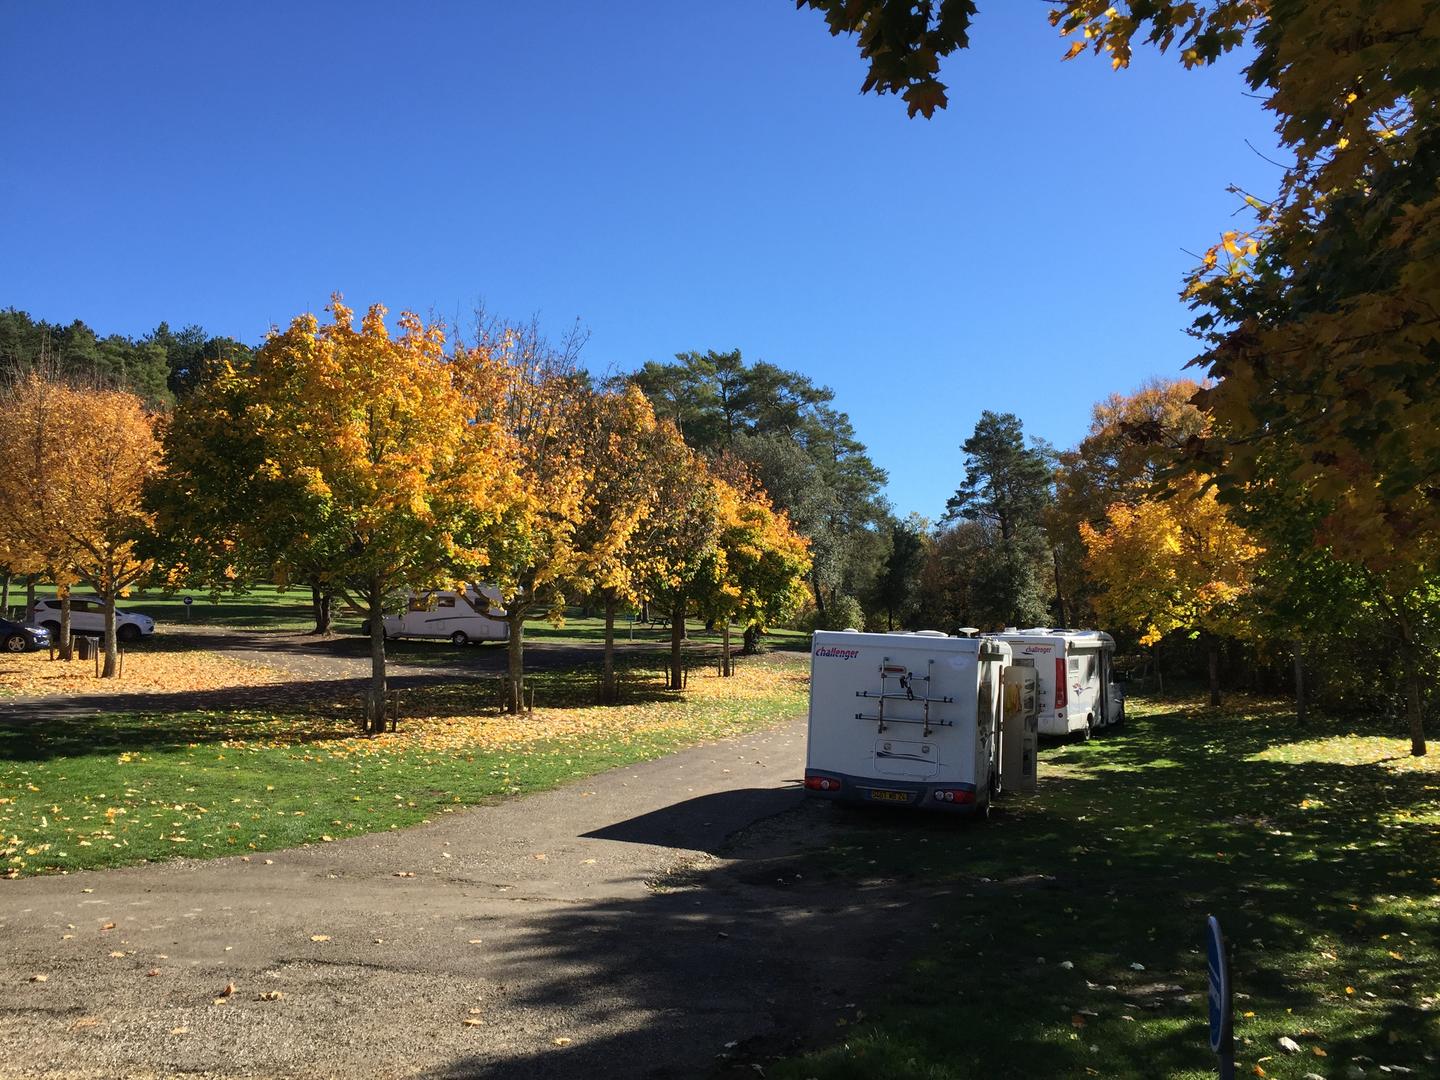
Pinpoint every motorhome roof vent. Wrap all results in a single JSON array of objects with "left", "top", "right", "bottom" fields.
[
  {"left": 956, "top": 627, "right": 980, "bottom": 637},
  {"left": 911, "top": 630, "right": 948, "bottom": 637},
  {"left": 841, "top": 627, "right": 860, "bottom": 633}
]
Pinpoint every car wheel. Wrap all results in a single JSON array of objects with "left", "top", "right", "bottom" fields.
[
  {"left": 451, "top": 630, "right": 470, "bottom": 646},
  {"left": 117, "top": 624, "right": 141, "bottom": 644},
  {"left": 3, "top": 633, "right": 26, "bottom": 653},
  {"left": 41, "top": 620, "right": 61, "bottom": 636}
]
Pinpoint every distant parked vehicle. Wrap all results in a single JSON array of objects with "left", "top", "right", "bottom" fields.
[
  {"left": 994, "top": 628, "right": 1124, "bottom": 739},
  {"left": 0, "top": 617, "right": 51, "bottom": 653},
  {"left": 32, "top": 597, "right": 157, "bottom": 643},
  {"left": 360, "top": 584, "right": 509, "bottom": 646}
]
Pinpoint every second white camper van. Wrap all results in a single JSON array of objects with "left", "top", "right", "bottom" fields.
[
  {"left": 363, "top": 584, "right": 509, "bottom": 645},
  {"left": 995, "top": 628, "right": 1124, "bottom": 738}
]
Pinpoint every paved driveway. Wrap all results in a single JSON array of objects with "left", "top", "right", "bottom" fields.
[{"left": 0, "top": 718, "right": 940, "bottom": 1079}]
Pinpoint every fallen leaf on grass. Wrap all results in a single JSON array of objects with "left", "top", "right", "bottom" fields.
[
  {"left": 146, "top": 969, "right": 161, "bottom": 977},
  {"left": 71, "top": 1017, "right": 102, "bottom": 1030},
  {"left": 108, "top": 951, "right": 126, "bottom": 958},
  {"left": 310, "top": 935, "right": 330, "bottom": 942},
  {"left": 101, "top": 922, "right": 116, "bottom": 931},
  {"left": 463, "top": 1018, "right": 484, "bottom": 1027},
  {"left": 552, "top": 1037, "right": 572, "bottom": 1046},
  {"left": 169, "top": 1027, "right": 188, "bottom": 1035},
  {"left": 257, "top": 990, "right": 284, "bottom": 1001},
  {"left": 394, "top": 871, "right": 416, "bottom": 878},
  {"left": 1071, "top": 1014, "right": 1087, "bottom": 1028},
  {"left": 28, "top": 974, "right": 47, "bottom": 983},
  {"left": 219, "top": 982, "right": 236, "bottom": 997}
]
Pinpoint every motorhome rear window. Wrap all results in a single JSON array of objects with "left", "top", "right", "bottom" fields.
[
  {"left": 438, "top": 597, "right": 456, "bottom": 607},
  {"left": 1068, "top": 657, "right": 1080, "bottom": 671}
]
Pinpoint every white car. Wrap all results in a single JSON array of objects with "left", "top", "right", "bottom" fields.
[{"left": 32, "top": 597, "right": 157, "bottom": 643}]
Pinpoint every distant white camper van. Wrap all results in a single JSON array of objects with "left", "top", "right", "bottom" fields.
[
  {"left": 994, "top": 628, "right": 1125, "bottom": 739},
  {"left": 363, "top": 584, "right": 509, "bottom": 646}
]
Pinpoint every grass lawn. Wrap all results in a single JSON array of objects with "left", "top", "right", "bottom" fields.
[
  {"left": 770, "top": 696, "right": 1440, "bottom": 1080},
  {"left": 0, "top": 651, "right": 809, "bottom": 877}
]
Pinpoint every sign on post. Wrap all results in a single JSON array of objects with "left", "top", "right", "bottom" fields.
[
  {"left": 1206, "top": 915, "right": 1234, "bottom": 1079},
  {"left": 183, "top": 596, "right": 193, "bottom": 622}
]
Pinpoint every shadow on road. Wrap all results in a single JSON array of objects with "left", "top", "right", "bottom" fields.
[
  {"left": 429, "top": 801, "right": 943, "bottom": 1080},
  {"left": 582, "top": 787, "right": 806, "bottom": 856}
]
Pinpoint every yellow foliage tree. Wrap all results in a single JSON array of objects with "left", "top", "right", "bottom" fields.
[
  {"left": 249, "top": 297, "right": 514, "bottom": 731},
  {"left": 0, "top": 374, "right": 161, "bottom": 676},
  {"left": 455, "top": 316, "right": 590, "bottom": 713},
  {"left": 701, "top": 466, "right": 812, "bottom": 674},
  {"left": 1080, "top": 477, "right": 1263, "bottom": 705},
  {"left": 0, "top": 372, "right": 79, "bottom": 653}
]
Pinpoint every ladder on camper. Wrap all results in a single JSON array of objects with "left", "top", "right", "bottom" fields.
[{"left": 854, "top": 657, "right": 954, "bottom": 737}]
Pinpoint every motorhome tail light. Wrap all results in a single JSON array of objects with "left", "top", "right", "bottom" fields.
[
  {"left": 932, "top": 789, "right": 975, "bottom": 805},
  {"left": 1054, "top": 658, "right": 1068, "bottom": 708},
  {"left": 804, "top": 773, "right": 843, "bottom": 792}
]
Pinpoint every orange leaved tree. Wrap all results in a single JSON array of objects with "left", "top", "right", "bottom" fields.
[
  {"left": 454, "top": 315, "right": 591, "bottom": 714},
  {"left": 1080, "top": 477, "right": 1263, "bottom": 706},
  {"left": 248, "top": 297, "right": 513, "bottom": 732}
]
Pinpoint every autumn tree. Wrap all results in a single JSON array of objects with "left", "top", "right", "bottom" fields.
[
  {"left": 245, "top": 298, "right": 511, "bottom": 732},
  {"left": 1050, "top": 379, "right": 1210, "bottom": 626},
  {"left": 456, "top": 314, "right": 590, "bottom": 714},
  {"left": 148, "top": 353, "right": 347, "bottom": 634},
  {"left": 700, "top": 465, "right": 812, "bottom": 672},
  {"left": 567, "top": 383, "right": 675, "bottom": 702},
  {"left": 0, "top": 370, "right": 83, "bottom": 657},
  {"left": 641, "top": 449, "right": 724, "bottom": 692},
  {"left": 1081, "top": 477, "right": 1263, "bottom": 706},
  {"left": 61, "top": 389, "right": 162, "bottom": 677}
]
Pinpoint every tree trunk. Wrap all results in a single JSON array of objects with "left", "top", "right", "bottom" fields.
[
  {"left": 810, "top": 572, "right": 826, "bottom": 624},
  {"left": 101, "top": 593, "right": 118, "bottom": 678},
  {"left": 722, "top": 618, "right": 732, "bottom": 677},
  {"left": 1404, "top": 663, "right": 1426, "bottom": 757},
  {"left": 310, "top": 581, "right": 333, "bottom": 636},
  {"left": 1207, "top": 636, "right": 1221, "bottom": 707},
  {"left": 367, "top": 584, "right": 388, "bottom": 733},
  {"left": 1293, "top": 638, "right": 1307, "bottom": 726},
  {"left": 742, "top": 623, "right": 760, "bottom": 654},
  {"left": 505, "top": 614, "right": 526, "bottom": 713},
  {"left": 602, "top": 595, "right": 618, "bottom": 703},
  {"left": 25, "top": 575, "right": 36, "bottom": 622},
  {"left": 669, "top": 600, "right": 686, "bottom": 690},
  {"left": 59, "top": 593, "right": 72, "bottom": 661},
  {"left": 1153, "top": 641, "right": 1164, "bottom": 697},
  {"left": 1052, "top": 546, "right": 1068, "bottom": 628},
  {"left": 1, "top": 572, "right": 9, "bottom": 615}
]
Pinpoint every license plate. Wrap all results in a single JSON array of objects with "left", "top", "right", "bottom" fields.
[{"left": 868, "top": 789, "right": 911, "bottom": 803}]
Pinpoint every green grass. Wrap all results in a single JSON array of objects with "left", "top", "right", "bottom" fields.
[
  {"left": 770, "top": 696, "right": 1440, "bottom": 1080},
  {"left": 0, "top": 652, "right": 810, "bottom": 876}
]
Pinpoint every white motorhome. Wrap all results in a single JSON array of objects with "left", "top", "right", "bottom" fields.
[
  {"left": 366, "top": 584, "right": 509, "bottom": 645},
  {"left": 804, "top": 629, "right": 1038, "bottom": 816},
  {"left": 995, "top": 628, "right": 1124, "bottom": 739}
]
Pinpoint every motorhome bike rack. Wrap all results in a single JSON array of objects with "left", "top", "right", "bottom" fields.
[{"left": 854, "top": 657, "right": 954, "bottom": 736}]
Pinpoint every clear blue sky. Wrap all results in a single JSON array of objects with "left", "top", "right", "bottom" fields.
[{"left": 0, "top": 1, "right": 1279, "bottom": 521}]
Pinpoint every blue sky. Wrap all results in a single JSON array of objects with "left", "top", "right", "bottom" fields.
[{"left": 0, "top": 1, "right": 1280, "bottom": 520}]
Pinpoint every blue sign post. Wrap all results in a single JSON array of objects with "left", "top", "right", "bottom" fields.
[
  {"left": 183, "top": 596, "right": 194, "bottom": 622},
  {"left": 1206, "top": 915, "right": 1234, "bottom": 1080}
]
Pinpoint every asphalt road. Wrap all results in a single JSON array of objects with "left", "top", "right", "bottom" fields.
[{"left": 0, "top": 717, "right": 940, "bottom": 1079}]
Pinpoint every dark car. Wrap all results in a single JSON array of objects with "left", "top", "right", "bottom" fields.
[{"left": 1, "top": 617, "right": 51, "bottom": 653}]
